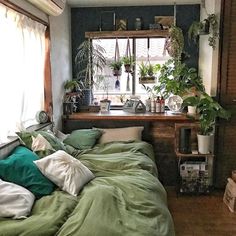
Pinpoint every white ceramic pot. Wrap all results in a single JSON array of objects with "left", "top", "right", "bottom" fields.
[
  {"left": 187, "top": 106, "right": 197, "bottom": 115},
  {"left": 197, "top": 133, "right": 213, "bottom": 154},
  {"left": 100, "top": 100, "right": 111, "bottom": 113}
]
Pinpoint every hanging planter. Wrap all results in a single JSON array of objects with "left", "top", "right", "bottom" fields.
[
  {"left": 188, "top": 14, "right": 219, "bottom": 49},
  {"left": 109, "top": 61, "right": 123, "bottom": 76},
  {"left": 109, "top": 39, "right": 123, "bottom": 77},
  {"left": 138, "top": 62, "right": 160, "bottom": 84},
  {"left": 122, "top": 56, "right": 134, "bottom": 73},
  {"left": 122, "top": 39, "right": 134, "bottom": 73}
]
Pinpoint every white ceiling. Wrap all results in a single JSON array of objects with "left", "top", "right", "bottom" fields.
[{"left": 67, "top": 0, "right": 201, "bottom": 7}]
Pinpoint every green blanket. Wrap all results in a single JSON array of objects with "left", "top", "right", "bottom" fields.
[{"left": 0, "top": 141, "right": 175, "bottom": 236}]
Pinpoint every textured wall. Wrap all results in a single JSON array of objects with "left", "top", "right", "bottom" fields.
[{"left": 71, "top": 4, "right": 200, "bottom": 76}]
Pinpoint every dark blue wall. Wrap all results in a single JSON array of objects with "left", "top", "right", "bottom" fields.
[{"left": 71, "top": 5, "right": 200, "bottom": 76}]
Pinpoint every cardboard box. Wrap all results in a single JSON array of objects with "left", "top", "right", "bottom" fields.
[{"left": 223, "top": 178, "right": 236, "bottom": 212}]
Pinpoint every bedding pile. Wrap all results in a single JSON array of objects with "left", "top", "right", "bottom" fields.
[{"left": 0, "top": 128, "right": 175, "bottom": 236}]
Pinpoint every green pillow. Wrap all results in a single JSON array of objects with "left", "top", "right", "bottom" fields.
[
  {"left": 0, "top": 146, "right": 55, "bottom": 198},
  {"left": 16, "top": 130, "right": 66, "bottom": 158},
  {"left": 63, "top": 129, "right": 102, "bottom": 149}
]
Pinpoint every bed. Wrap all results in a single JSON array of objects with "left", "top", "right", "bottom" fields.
[{"left": 0, "top": 127, "right": 175, "bottom": 236}]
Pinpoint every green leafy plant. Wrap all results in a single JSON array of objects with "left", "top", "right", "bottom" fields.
[
  {"left": 122, "top": 56, "right": 135, "bottom": 66},
  {"left": 184, "top": 94, "right": 231, "bottom": 135},
  {"left": 188, "top": 14, "right": 219, "bottom": 49},
  {"left": 75, "top": 40, "right": 106, "bottom": 88},
  {"left": 109, "top": 60, "right": 123, "bottom": 70},
  {"left": 164, "top": 25, "right": 184, "bottom": 60},
  {"left": 109, "top": 60, "right": 123, "bottom": 76},
  {"left": 154, "top": 59, "right": 205, "bottom": 98},
  {"left": 138, "top": 62, "right": 160, "bottom": 81}
]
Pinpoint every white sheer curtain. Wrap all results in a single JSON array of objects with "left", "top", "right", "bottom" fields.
[{"left": 0, "top": 3, "right": 46, "bottom": 143}]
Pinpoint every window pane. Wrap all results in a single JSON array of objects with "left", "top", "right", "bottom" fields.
[
  {"left": 92, "top": 37, "right": 170, "bottom": 106},
  {"left": 93, "top": 39, "right": 133, "bottom": 106},
  {"left": 135, "top": 38, "right": 170, "bottom": 101}
]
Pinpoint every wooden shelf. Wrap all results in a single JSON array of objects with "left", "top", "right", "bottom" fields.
[
  {"left": 175, "top": 150, "right": 214, "bottom": 157},
  {"left": 62, "top": 110, "right": 192, "bottom": 122},
  {"left": 85, "top": 29, "right": 169, "bottom": 39}
]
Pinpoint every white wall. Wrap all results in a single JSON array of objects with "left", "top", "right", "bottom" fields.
[
  {"left": 198, "top": 0, "right": 221, "bottom": 96},
  {"left": 49, "top": 4, "right": 72, "bottom": 130}
]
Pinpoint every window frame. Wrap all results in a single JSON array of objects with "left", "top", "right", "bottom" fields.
[{"left": 91, "top": 35, "right": 170, "bottom": 107}]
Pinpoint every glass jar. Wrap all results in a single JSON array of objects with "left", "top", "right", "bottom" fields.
[{"left": 135, "top": 18, "right": 142, "bottom": 30}]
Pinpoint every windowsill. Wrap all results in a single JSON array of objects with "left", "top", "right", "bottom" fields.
[{"left": 0, "top": 122, "right": 52, "bottom": 149}]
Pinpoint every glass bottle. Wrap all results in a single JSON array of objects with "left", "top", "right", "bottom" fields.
[{"left": 135, "top": 18, "right": 142, "bottom": 30}]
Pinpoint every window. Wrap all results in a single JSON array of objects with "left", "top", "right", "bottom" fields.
[
  {"left": 93, "top": 38, "right": 170, "bottom": 106},
  {"left": 0, "top": 3, "right": 47, "bottom": 143}
]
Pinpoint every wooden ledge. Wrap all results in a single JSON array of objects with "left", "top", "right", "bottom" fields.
[{"left": 62, "top": 110, "right": 192, "bottom": 122}]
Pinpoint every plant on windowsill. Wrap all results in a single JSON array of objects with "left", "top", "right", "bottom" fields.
[
  {"left": 97, "top": 76, "right": 111, "bottom": 112},
  {"left": 188, "top": 14, "right": 219, "bottom": 49},
  {"left": 183, "top": 93, "right": 231, "bottom": 154},
  {"left": 75, "top": 39, "right": 106, "bottom": 106},
  {"left": 63, "top": 79, "right": 85, "bottom": 114}
]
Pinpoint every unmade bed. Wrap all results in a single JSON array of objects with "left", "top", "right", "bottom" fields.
[{"left": 0, "top": 128, "right": 175, "bottom": 236}]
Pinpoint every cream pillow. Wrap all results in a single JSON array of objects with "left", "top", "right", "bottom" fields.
[
  {"left": 96, "top": 126, "right": 144, "bottom": 144},
  {"left": 0, "top": 179, "right": 35, "bottom": 219},
  {"left": 34, "top": 150, "right": 95, "bottom": 196}
]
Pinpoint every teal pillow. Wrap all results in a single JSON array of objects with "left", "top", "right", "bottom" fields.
[
  {"left": 0, "top": 146, "right": 55, "bottom": 198},
  {"left": 16, "top": 130, "right": 66, "bottom": 158},
  {"left": 63, "top": 129, "right": 102, "bottom": 149}
]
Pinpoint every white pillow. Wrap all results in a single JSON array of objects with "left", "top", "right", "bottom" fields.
[
  {"left": 96, "top": 126, "right": 144, "bottom": 144},
  {"left": 34, "top": 150, "right": 95, "bottom": 196},
  {"left": 0, "top": 179, "right": 35, "bottom": 219}
]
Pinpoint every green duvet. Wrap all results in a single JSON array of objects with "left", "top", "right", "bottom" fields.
[{"left": 0, "top": 141, "right": 175, "bottom": 236}]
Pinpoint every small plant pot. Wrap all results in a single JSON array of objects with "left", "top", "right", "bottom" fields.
[
  {"left": 124, "top": 64, "right": 132, "bottom": 73},
  {"left": 100, "top": 100, "right": 111, "bottom": 113},
  {"left": 197, "top": 133, "right": 213, "bottom": 154},
  {"left": 139, "top": 76, "right": 156, "bottom": 84},
  {"left": 113, "top": 69, "right": 122, "bottom": 76},
  {"left": 187, "top": 106, "right": 197, "bottom": 115}
]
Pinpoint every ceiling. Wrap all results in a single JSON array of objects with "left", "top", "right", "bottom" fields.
[{"left": 67, "top": 0, "right": 201, "bottom": 7}]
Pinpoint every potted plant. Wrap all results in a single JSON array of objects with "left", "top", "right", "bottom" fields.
[
  {"left": 188, "top": 14, "right": 219, "bottom": 49},
  {"left": 184, "top": 93, "right": 231, "bottom": 154},
  {"left": 138, "top": 62, "right": 160, "bottom": 83},
  {"left": 97, "top": 76, "right": 111, "bottom": 112},
  {"left": 75, "top": 39, "right": 106, "bottom": 105},
  {"left": 63, "top": 79, "right": 85, "bottom": 114},
  {"left": 109, "top": 60, "right": 123, "bottom": 76},
  {"left": 122, "top": 56, "right": 135, "bottom": 73}
]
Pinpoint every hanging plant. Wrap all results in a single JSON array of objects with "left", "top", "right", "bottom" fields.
[
  {"left": 188, "top": 14, "right": 219, "bottom": 49},
  {"left": 164, "top": 25, "right": 184, "bottom": 61},
  {"left": 109, "top": 39, "right": 123, "bottom": 77},
  {"left": 109, "top": 60, "right": 123, "bottom": 76},
  {"left": 122, "top": 56, "right": 135, "bottom": 73},
  {"left": 138, "top": 62, "right": 160, "bottom": 84},
  {"left": 122, "top": 38, "right": 134, "bottom": 73}
]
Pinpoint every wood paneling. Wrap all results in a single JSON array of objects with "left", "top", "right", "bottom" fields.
[{"left": 216, "top": 0, "right": 236, "bottom": 188}]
